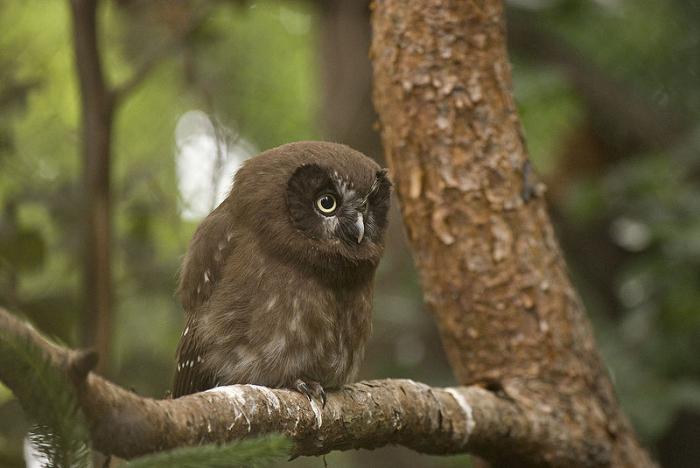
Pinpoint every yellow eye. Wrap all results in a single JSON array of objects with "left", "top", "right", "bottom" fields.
[{"left": 316, "top": 194, "right": 337, "bottom": 215}]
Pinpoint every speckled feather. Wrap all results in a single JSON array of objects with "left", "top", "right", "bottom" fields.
[{"left": 173, "top": 141, "right": 391, "bottom": 398}]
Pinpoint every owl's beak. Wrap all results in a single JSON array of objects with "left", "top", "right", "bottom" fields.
[{"left": 355, "top": 212, "right": 365, "bottom": 244}]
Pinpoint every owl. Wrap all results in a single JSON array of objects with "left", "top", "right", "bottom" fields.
[{"left": 173, "top": 141, "right": 391, "bottom": 402}]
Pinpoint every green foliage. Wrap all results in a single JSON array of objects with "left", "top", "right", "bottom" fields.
[
  {"left": 126, "top": 435, "right": 291, "bottom": 468},
  {"left": 0, "top": 383, "right": 12, "bottom": 406},
  {"left": 513, "top": 59, "right": 584, "bottom": 174},
  {"left": 0, "top": 226, "right": 46, "bottom": 273},
  {"left": 188, "top": 1, "right": 320, "bottom": 149},
  {"left": 0, "top": 323, "right": 90, "bottom": 468},
  {"left": 510, "top": 0, "right": 700, "bottom": 445}
]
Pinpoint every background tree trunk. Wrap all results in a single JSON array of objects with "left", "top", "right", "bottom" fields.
[
  {"left": 69, "top": 0, "right": 114, "bottom": 376},
  {"left": 370, "top": 1, "right": 654, "bottom": 466},
  {"left": 67, "top": 0, "right": 186, "bottom": 377},
  {"left": 316, "top": 0, "right": 381, "bottom": 162}
]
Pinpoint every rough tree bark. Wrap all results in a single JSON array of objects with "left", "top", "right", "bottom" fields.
[{"left": 370, "top": 1, "right": 653, "bottom": 466}]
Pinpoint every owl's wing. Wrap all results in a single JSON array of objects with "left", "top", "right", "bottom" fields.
[
  {"left": 173, "top": 316, "right": 217, "bottom": 397},
  {"left": 176, "top": 200, "right": 235, "bottom": 311},
  {"left": 173, "top": 201, "right": 235, "bottom": 397}
]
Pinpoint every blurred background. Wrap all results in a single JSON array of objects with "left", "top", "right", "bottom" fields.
[{"left": 0, "top": 0, "right": 698, "bottom": 467}]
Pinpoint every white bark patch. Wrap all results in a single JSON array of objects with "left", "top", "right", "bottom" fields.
[
  {"left": 249, "top": 385, "right": 281, "bottom": 413},
  {"left": 431, "top": 207, "right": 455, "bottom": 245},
  {"left": 467, "top": 71, "right": 483, "bottom": 103},
  {"left": 445, "top": 388, "right": 475, "bottom": 444},
  {"left": 308, "top": 397, "right": 323, "bottom": 429},
  {"left": 409, "top": 166, "right": 423, "bottom": 199},
  {"left": 206, "top": 386, "right": 252, "bottom": 433},
  {"left": 491, "top": 215, "right": 513, "bottom": 262}
]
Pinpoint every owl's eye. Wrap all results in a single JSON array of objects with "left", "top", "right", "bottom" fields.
[{"left": 316, "top": 194, "right": 337, "bottom": 215}]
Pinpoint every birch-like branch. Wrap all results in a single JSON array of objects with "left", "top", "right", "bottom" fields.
[{"left": 0, "top": 307, "right": 589, "bottom": 466}]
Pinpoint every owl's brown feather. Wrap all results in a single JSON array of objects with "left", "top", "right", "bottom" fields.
[
  {"left": 173, "top": 141, "right": 390, "bottom": 398},
  {"left": 173, "top": 315, "right": 214, "bottom": 396},
  {"left": 176, "top": 199, "right": 236, "bottom": 311}
]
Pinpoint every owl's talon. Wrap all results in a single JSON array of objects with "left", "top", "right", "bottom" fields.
[
  {"left": 294, "top": 379, "right": 312, "bottom": 400},
  {"left": 309, "top": 381, "right": 327, "bottom": 408},
  {"left": 294, "top": 379, "right": 326, "bottom": 408}
]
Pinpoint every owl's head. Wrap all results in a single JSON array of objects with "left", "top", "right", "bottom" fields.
[{"left": 231, "top": 141, "right": 391, "bottom": 272}]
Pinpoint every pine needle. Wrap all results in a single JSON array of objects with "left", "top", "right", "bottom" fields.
[
  {"left": 0, "top": 324, "right": 91, "bottom": 468},
  {"left": 126, "top": 435, "right": 292, "bottom": 468}
]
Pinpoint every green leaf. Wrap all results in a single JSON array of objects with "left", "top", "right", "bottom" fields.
[
  {"left": 0, "top": 382, "right": 13, "bottom": 405},
  {"left": 0, "top": 227, "right": 46, "bottom": 272}
]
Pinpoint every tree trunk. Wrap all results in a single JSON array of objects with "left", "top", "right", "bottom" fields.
[
  {"left": 370, "top": 1, "right": 654, "bottom": 466},
  {"left": 317, "top": 0, "right": 382, "bottom": 161},
  {"left": 69, "top": 0, "right": 113, "bottom": 375}
]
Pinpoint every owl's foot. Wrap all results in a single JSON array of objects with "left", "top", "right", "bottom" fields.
[{"left": 294, "top": 378, "right": 327, "bottom": 408}]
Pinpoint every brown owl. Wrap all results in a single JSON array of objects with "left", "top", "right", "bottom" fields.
[{"left": 173, "top": 141, "right": 391, "bottom": 402}]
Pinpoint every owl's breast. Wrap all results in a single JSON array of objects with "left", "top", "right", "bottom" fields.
[
  {"left": 255, "top": 269, "right": 373, "bottom": 388},
  {"left": 205, "top": 250, "right": 374, "bottom": 389}
]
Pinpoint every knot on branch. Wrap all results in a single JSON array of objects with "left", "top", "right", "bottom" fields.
[{"left": 68, "top": 349, "right": 99, "bottom": 382}]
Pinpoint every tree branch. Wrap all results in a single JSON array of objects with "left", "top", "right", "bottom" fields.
[{"left": 1, "top": 307, "right": 600, "bottom": 466}]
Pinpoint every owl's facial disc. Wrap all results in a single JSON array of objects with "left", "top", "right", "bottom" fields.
[{"left": 286, "top": 161, "right": 391, "bottom": 263}]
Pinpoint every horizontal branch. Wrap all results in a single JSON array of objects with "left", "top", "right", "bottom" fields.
[{"left": 0, "top": 308, "right": 600, "bottom": 466}]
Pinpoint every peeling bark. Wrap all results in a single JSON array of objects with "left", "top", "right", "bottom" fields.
[{"left": 370, "top": 1, "right": 654, "bottom": 466}]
